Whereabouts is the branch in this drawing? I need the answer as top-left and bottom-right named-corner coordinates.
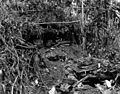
top-left (30, 20), bottom-right (81, 25)
top-left (11, 76), bottom-right (18, 94)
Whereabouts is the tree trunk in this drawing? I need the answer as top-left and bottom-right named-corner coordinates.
top-left (81, 0), bottom-right (86, 50)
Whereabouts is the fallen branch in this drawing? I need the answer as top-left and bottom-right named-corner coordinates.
top-left (31, 20), bottom-right (81, 25)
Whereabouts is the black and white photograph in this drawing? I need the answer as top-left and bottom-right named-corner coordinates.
top-left (0, 0), bottom-right (120, 94)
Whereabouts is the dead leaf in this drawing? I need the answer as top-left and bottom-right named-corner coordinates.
top-left (105, 80), bottom-right (112, 88)
top-left (60, 83), bottom-right (70, 91)
top-left (95, 84), bottom-right (104, 92)
top-left (49, 86), bottom-right (57, 94)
